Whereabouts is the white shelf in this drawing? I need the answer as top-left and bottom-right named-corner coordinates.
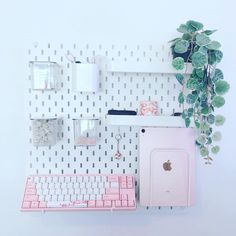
top-left (107, 61), bottom-right (192, 74)
top-left (106, 115), bottom-right (192, 127)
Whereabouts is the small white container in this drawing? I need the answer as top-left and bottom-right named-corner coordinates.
top-left (72, 63), bottom-right (99, 92)
top-left (73, 118), bottom-right (99, 146)
top-left (30, 61), bottom-right (60, 90)
top-left (31, 118), bottom-right (62, 146)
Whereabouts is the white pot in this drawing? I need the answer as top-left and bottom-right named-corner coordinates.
top-left (72, 63), bottom-right (99, 92)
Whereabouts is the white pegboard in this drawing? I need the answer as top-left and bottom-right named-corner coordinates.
top-left (25, 42), bottom-right (183, 180)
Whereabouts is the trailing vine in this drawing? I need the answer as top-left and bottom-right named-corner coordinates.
top-left (170, 20), bottom-right (230, 164)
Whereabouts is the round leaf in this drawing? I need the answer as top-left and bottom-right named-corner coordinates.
top-left (215, 80), bottom-right (230, 95)
top-left (172, 57), bottom-right (185, 70)
top-left (201, 107), bottom-right (210, 115)
top-left (185, 118), bottom-right (191, 127)
top-left (202, 29), bottom-right (217, 35)
top-left (178, 92), bottom-right (185, 104)
top-left (175, 73), bottom-right (184, 85)
top-left (186, 77), bottom-right (199, 90)
top-left (212, 96), bottom-right (225, 108)
top-left (207, 114), bottom-right (215, 124)
top-left (211, 145), bottom-right (220, 154)
top-left (186, 93), bottom-right (197, 104)
top-left (186, 20), bottom-right (204, 32)
top-left (206, 41), bottom-right (221, 50)
top-left (212, 131), bottom-right (222, 141)
top-left (214, 50), bottom-right (223, 63)
top-left (212, 69), bottom-right (224, 82)
top-left (197, 135), bottom-right (206, 145)
top-left (196, 33), bottom-right (211, 46)
top-left (201, 122), bottom-right (210, 132)
top-left (215, 115), bottom-right (225, 126)
top-left (174, 40), bottom-right (190, 53)
top-left (192, 51), bottom-right (208, 68)
top-left (177, 24), bottom-right (189, 34)
top-left (200, 147), bottom-right (209, 157)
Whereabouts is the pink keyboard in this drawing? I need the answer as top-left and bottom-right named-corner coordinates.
top-left (21, 174), bottom-right (136, 211)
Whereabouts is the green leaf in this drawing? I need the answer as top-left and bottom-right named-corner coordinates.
top-left (200, 146), bottom-right (209, 157)
top-left (212, 131), bottom-right (222, 141)
top-left (188, 108), bottom-right (194, 117)
top-left (186, 93), bottom-right (197, 104)
top-left (201, 122), bottom-right (210, 132)
top-left (215, 115), bottom-right (225, 126)
top-left (174, 40), bottom-right (190, 53)
top-left (202, 29), bottom-right (217, 35)
top-left (198, 46), bottom-right (208, 55)
top-left (212, 69), bottom-right (224, 82)
top-left (201, 107), bottom-right (210, 115)
top-left (182, 33), bottom-right (192, 40)
top-left (186, 20), bottom-right (204, 32)
top-left (215, 80), bottom-right (230, 95)
top-left (192, 51), bottom-right (208, 68)
top-left (211, 145), bottom-right (220, 154)
top-left (196, 68), bottom-right (205, 78)
top-left (206, 41), bottom-right (221, 50)
top-left (207, 114), bottom-right (215, 124)
top-left (212, 96), bottom-right (225, 108)
top-left (195, 120), bottom-right (200, 128)
top-left (197, 135), bottom-right (206, 145)
top-left (186, 77), bottom-right (199, 90)
top-left (175, 73), bottom-right (184, 85)
top-left (169, 38), bottom-right (181, 46)
top-left (207, 137), bottom-right (212, 145)
top-left (178, 92), bottom-right (185, 104)
top-left (172, 57), bottom-right (185, 70)
top-left (177, 24), bottom-right (189, 34)
top-left (196, 33), bottom-right (211, 46)
top-left (208, 50), bottom-right (217, 65)
top-left (214, 50), bottom-right (223, 63)
top-left (185, 118), bottom-right (191, 127)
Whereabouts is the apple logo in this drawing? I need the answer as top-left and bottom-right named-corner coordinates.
top-left (163, 160), bottom-right (172, 171)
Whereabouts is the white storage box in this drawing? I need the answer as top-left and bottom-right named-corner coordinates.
top-left (31, 118), bottom-right (62, 146)
top-left (72, 63), bottom-right (99, 92)
top-left (30, 61), bottom-right (60, 90)
top-left (73, 118), bottom-right (99, 146)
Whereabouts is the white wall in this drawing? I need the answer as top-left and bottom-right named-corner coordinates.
top-left (0, 0), bottom-right (236, 235)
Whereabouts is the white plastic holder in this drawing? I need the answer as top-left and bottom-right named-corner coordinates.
top-left (73, 117), bottom-right (99, 146)
top-left (72, 63), bottom-right (99, 93)
top-left (30, 61), bottom-right (60, 90)
top-left (31, 117), bottom-right (63, 146)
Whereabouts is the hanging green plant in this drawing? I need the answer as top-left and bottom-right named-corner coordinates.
top-left (170, 20), bottom-right (230, 164)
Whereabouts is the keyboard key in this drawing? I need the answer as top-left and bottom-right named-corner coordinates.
top-left (39, 202), bottom-right (47, 208)
top-left (121, 182), bottom-right (127, 189)
top-left (115, 200), bottom-right (122, 207)
top-left (73, 201), bottom-right (87, 208)
top-left (128, 201), bottom-right (135, 207)
top-left (104, 200), bottom-right (112, 207)
top-left (96, 200), bottom-right (103, 207)
top-left (121, 194), bottom-right (128, 200)
top-left (105, 188), bottom-right (119, 194)
top-left (122, 201), bottom-right (128, 207)
top-left (25, 189), bottom-right (36, 195)
top-left (110, 182), bottom-right (119, 188)
top-left (88, 200), bottom-right (96, 208)
top-left (22, 201), bottom-right (31, 209)
top-left (31, 201), bottom-right (39, 208)
top-left (24, 195), bottom-right (38, 202)
top-left (103, 194), bottom-right (120, 201)
top-left (107, 175), bottom-right (119, 182)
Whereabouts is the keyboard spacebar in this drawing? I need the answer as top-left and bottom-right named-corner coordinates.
top-left (47, 201), bottom-right (88, 208)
